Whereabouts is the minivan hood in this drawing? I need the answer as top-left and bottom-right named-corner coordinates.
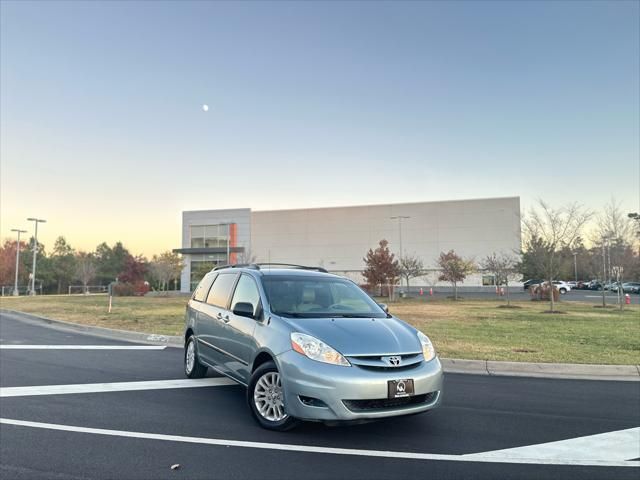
top-left (282, 316), bottom-right (421, 356)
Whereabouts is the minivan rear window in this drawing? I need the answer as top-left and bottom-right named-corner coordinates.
top-left (206, 273), bottom-right (238, 308)
top-left (193, 273), bottom-right (217, 302)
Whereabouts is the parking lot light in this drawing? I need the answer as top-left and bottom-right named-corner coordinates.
top-left (10, 229), bottom-right (28, 296)
top-left (26, 218), bottom-right (46, 295)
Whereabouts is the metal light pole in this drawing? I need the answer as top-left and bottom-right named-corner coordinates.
top-left (11, 229), bottom-right (27, 296)
top-left (390, 216), bottom-right (411, 260)
top-left (390, 215), bottom-right (411, 293)
top-left (27, 218), bottom-right (46, 295)
top-left (601, 241), bottom-right (607, 307)
top-left (572, 252), bottom-right (578, 283)
top-left (227, 224), bottom-right (230, 265)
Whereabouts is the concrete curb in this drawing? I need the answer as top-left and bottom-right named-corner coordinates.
top-left (0, 309), bottom-right (183, 348)
top-left (2, 309), bottom-right (638, 382)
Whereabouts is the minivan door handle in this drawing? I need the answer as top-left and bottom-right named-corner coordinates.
top-left (222, 314), bottom-right (230, 323)
top-left (216, 312), bottom-right (223, 320)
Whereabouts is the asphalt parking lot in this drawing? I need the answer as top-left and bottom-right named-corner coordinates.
top-left (1, 311), bottom-right (638, 480)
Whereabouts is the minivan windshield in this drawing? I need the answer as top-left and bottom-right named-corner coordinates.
top-left (261, 275), bottom-right (387, 318)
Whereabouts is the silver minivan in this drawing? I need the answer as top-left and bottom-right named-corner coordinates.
top-left (184, 264), bottom-right (443, 430)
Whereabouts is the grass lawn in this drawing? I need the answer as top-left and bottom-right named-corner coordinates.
top-left (1, 294), bottom-right (639, 365)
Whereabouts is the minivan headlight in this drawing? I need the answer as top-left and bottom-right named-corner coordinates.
top-left (290, 332), bottom-right (350, 367)
top-left (418, 331), bottom-right (436, 362)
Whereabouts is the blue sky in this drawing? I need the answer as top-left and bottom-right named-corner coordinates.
top-left (1, 0), bottom-right (638, 255)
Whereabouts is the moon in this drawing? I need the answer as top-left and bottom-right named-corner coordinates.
top-left (202, 104), bottom-right (209, 112)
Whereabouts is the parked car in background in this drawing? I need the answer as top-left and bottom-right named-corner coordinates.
top-left (552, 281), bottom-right (571, 294)
top-left (613, 282), bottom-right (640, 294)
top-left (523, 279), bottom-right (543, 290)
top-left (586, 280), bottom-right (603, 291)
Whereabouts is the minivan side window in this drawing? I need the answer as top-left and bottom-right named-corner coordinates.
top-left (193, 273), bottom-right (217, 302)
top-left (206, 273), bottom-right (238, 308)
top-left (230, 274), bottom-right (261, 316)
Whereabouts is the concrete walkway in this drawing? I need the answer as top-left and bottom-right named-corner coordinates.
top-left (2, 309), bottom-right (638, 382)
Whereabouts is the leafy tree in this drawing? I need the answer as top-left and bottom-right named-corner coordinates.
top-left (74, 252), bottom-right (97, 293)
top-left (398, 254), bottom-right (424, 292)
top-left (522, 200), bottom-right (591, 311)
top-left (149, 251), bottom-right (183, 291)
top-left (95, 242), bottom-right (130, 284)
top-left (362, 239), bottom-right (400, 298)
top-left (437, 250), bottom-right (475, 300)
top-left (482, 252), bottom-right (520, 306)
top-left (0, 239), bottom-right (30, 287)
top-left (118, 254), bottom-right (148, 284)
top-left (20, 237), bottom-right (55, 294)
top-left (50, 236), bottom-right (77, 294)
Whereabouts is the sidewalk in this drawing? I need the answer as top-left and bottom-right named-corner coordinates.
top-left (2, 309), bottom-right (639, 382)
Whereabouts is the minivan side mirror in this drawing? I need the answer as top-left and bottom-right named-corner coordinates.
top-left (378, 303), bottom-right (389, 314)
top-left (233, 302), bottom-right (255, 319)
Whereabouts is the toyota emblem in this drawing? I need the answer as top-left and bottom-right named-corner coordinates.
top-left (383, 356), bottom-right (402, 367)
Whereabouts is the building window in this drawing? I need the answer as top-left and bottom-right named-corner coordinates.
top-left (482, 275), bottom-right (496, 286)
top-left (190, 224), bottom-right (230, 249)
top-left (190, 253), bottom-right (227, 290)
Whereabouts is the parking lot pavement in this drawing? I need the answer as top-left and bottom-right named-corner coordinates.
top-left (1, 312), bottom-right (639, 479)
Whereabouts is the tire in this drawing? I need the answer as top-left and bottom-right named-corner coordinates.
top-left (184, 335), bottom-right (208, 379)
top-left (248, 361), bottom-right (299, 431)
top-left (559, 288), bottom-right (567, 294)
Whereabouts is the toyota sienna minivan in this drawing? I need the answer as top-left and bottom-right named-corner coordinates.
top-left (184, 264), bottom-right (443, 430)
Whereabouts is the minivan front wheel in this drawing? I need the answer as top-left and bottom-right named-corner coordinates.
top-left (248, 361), bottom-right (299, 431)
top-left (184, 336), bottom-right (208, 379)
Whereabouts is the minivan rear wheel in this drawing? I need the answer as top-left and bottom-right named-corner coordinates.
top-left (184, 336), bottom-right (208, 379)
top-left (248, 361), bottom-right (299, 431)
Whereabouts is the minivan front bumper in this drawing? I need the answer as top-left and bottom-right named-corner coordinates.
top-left (277, 350), bottom-right (443, 422)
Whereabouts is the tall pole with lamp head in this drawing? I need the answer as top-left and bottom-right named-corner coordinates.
top-left (390, 215), bottom-right (411, 292)
top-left (27, 218), bottom-right (46, 295)
top-left (11, 229), bottom-right (27, 296)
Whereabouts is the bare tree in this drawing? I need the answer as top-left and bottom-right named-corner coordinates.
top-left (149, 251), bottom-right (183, 291)
top-left (522, 200), bottom-right (592, 312)
top-left (237, 246), bottom-right (257, 265)
top-left (592, 198), bottom-right (634, 245)
top-left (436, 250), bottom-right (475, 300)
top-left (74, 252), bottom-right (97, 294)
top-left (398, 253), bottom-right (424, 292)
top-left (482, 251), bottom-right (520, 306)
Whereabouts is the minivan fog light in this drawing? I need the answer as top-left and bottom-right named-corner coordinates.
top-left (291, 332), bottom-right (350, 367)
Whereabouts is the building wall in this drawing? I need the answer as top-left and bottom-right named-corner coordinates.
top-left (180, 197), bottom-right (521, 291)
top-left (179, 208), bottom-right (251, 291)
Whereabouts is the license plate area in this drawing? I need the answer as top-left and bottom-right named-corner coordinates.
top-left (387, 379), bottom-right (414, 399)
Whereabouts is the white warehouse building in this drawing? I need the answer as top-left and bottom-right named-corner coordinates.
top-left (175, 196), bottom-right (521, 292)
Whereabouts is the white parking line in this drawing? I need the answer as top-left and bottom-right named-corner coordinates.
top-left (0, 345), bottom-right (167, 350)
top-left (0, 378), bottom-right (237, 397)
top-left (0, 418), bottom-right (637, 467)
top-left (464, 427), bottom-right (640, 463)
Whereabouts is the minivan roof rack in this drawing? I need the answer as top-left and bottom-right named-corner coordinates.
top-left (211, 263), bottom-right (328, 273)
top-left (254, 263), bottom-right (328, 273)
top-left (212, 264), bottom-right (260, 271)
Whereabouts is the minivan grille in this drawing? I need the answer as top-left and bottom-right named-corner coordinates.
top-left (346, 353), bottom-right (423, 370)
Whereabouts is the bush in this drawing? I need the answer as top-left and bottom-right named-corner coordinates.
top-left (112, 282), bottom-right (135, 296)
top-left (530, 282), bottom-right (559, 302)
